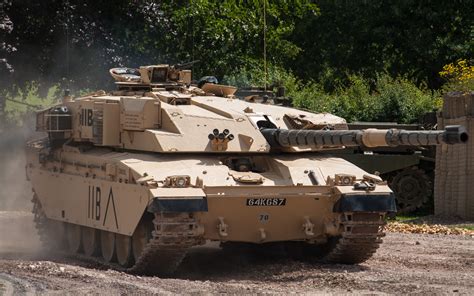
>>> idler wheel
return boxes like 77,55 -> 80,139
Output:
100,230 -> 116,262
116,234 -> 133,267
66,223 -> 82,254
82,226 -> 99,256
132,221 -> 152,262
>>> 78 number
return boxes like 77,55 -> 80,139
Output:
259,214 -> 269,223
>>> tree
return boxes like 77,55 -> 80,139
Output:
289,0 -> 474,89
0,0 -> 13,127
0,0 -> 316,92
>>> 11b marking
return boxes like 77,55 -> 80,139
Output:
88,186 -> 101,220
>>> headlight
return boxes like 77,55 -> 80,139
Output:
165,175 -> 191,188
176,177 -> 187,187
334,174 -> 356,186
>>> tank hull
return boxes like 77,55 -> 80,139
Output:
26,133 -> 399,275
27,140 -> 395,241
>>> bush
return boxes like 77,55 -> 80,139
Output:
374,75 -> 440,123
333,75 -> 380,122
224,63 -> 440,124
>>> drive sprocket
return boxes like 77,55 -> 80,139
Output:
32,194 -> 67,251
390,167 -> 432,213
286,212 -> 386,264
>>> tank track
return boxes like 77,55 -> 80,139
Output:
129,214 -> 203,275
323,212 -> 386,264
32,195 -> 62,250
32,194 -> 202,276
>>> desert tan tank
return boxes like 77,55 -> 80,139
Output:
26,63 -> 468,275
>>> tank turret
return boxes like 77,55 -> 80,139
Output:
261,125 -> 468,149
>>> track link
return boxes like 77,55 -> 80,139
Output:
323,212 -> 386,264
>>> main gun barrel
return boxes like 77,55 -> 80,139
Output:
261,125 -> 468,149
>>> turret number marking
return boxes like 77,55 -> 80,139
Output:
246,198 -> 286,206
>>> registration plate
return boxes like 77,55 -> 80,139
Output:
246,198 -> 286,206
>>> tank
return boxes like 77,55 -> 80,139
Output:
26,63 -> 468,276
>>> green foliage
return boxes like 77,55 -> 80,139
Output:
333,75 -> 379,122
289,1 -> 474,89
225,64 -> 440,124
163,0 -> 317,78
374,75 -> 440,123
222,60 -> 300,94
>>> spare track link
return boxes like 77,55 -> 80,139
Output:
32,195 -> 202,276
324,212 -> 386,264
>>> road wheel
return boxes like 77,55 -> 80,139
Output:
116,234 -> 133,267
390,167 -> 432,213
82,226 -> 99,256
100,230 -> 116,262
132,221 -> 152,263
66,223 -> 82,254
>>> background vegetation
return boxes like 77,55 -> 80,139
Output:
0,0 -> 473,128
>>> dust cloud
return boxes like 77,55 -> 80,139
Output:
0,123 -> 42,255
0,124 -> 34,211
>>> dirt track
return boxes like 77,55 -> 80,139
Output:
0,212 -> 473,295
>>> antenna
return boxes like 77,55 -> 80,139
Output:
191,1 -> 195,79
65,1 -> 70,90
263,0 -> 267,92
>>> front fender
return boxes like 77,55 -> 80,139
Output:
147,188 -> 208,213
333,193 -> 397,213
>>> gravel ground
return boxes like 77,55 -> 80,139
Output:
0,211 -> 473,295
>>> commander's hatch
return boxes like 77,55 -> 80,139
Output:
111,65 -> 191,91
140,65 -> 185,88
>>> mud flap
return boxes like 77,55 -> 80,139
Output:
148,197 -> 208,213
333,193 -> 397,213
147,188 -> 208,213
